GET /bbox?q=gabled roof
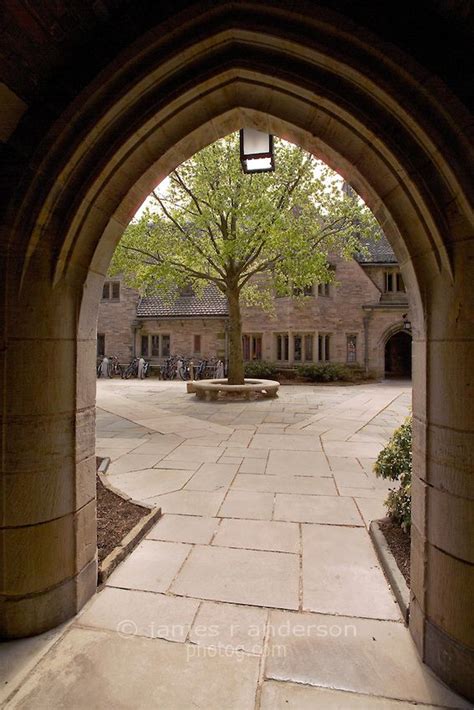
[137,284,228,318]
[356,233,398,264]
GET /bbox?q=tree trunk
[227,288,245,385]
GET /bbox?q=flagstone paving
[2,380,470,709]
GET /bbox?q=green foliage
[111,132,381,381]
[111,133,380,303]
[244,360,278,378]
[374,417,412,532]
[295,362,353,382]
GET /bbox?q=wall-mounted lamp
[240,128,275,174]
[402,313,412,331]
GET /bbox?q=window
[318,334,330,361]
[243,334,262,361]
[97,334,105,358]
[293,334,314,362]
[193,334,201,354]
[385,271,405,293]
[384,272,394,292]
[294,335,302,361]
[318,282,330,297]
[102,280,120,300]
[293,284,314,297]
[144,334,171,357]
[161,334,170,357]
[276,333,289,361]
[151,335,160,357]
[347,334,357,363]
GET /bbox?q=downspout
[363,310,372,376]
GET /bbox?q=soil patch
[379,518,411,587]
[96,464,149,562]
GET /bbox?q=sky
[132,136,345,221]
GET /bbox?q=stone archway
[0,2,472,699]
[384,330,412,378]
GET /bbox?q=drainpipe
[363,311,372,376]
[224,319,229,373]
[131,319,141,358]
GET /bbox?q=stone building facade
[97,236,411,378]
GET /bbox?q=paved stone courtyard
[1,381,469,708]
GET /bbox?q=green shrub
[374,416,412,532]
[295,362,353,382]
[244,360,278,379]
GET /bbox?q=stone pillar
[0,252,97,638]
[410,239,474,701]
[288,330,294,365]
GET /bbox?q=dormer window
[384,271,405,293]
[102,281,120,300]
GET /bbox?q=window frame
[276,333,289,361]
[346,334,357,363]
[101,280,121,301]
[242,333,262,361]
[97,333,105,358]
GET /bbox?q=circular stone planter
[188,378,280,400]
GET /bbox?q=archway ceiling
[3,5,472,343]
[1,1,472,109]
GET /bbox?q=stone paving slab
[105,539,190,593]
[266,449,331,476]
[146,489,227,516]
[251,434,323,451]
[5,628,260,710]
[13,380,466,710]
[265,610,470,708]
[183,462,239,492]
[107,467,194,500]
[232,472,336,495]
[302,524,401,620]
[218,490,275,520]
[356,497,389,528]
[146,514,220,544]
[170,545,300,609]
[77,586,199,641]
[189,601,268,653]
[107,452,164,475]
[274,493,363,526]
[213,518,300,553]
[260,681,442,709]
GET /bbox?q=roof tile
[137,284,228,318]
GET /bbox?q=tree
[111,133,379,384]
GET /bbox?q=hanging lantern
[240,128,275,173]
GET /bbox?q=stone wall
[96,277,140,364]
[97,259,409,376]
[136,318,228,363]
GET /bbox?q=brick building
[97,235,411,378]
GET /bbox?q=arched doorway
[0,3,472,699]
[385,331,412,378]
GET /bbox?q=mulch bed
[379,518,411,587]
[96,463,150,562]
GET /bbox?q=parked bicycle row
[97,355,149,379]
[160,355,225,380]
[97,354,225,380]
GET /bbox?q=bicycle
[177,357,191,380]
[107,355,123,378]
[122,357,150,379]
[122,357,138,379]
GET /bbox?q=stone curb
[370,519,410,624]
[97,458,162,585]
